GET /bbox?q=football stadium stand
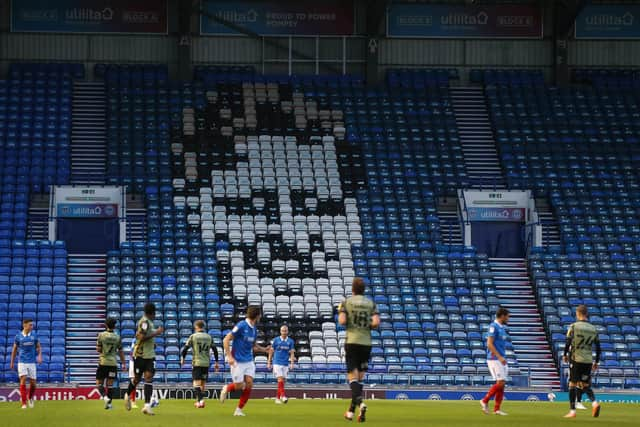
[1,63,639,390]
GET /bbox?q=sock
[349,381,357,412]
[576,388,583,403]
[29,384,36,400]
[349,381,363,412]
[238,387,252,409]
[277,379,285,399]
[144,382,153,404]
[583,387,596,403]
[98,384,106,398]
[131,388,136,402]
[20,383,27,405]
[482,383,499,403]
[126,381,136,397]
[355,382,363,407]
[226,383,236,393]
[194,387,202,402]
[569,387,577,410]
[107,386,113,401]
[494,385,505,411]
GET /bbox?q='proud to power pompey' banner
[387,4,542,39]
[200,0,354,36]
[11,0,168,34]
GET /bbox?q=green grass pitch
[1,399,639,427]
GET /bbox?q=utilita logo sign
[0,387,101,402]
[65,8,114,21]
[441,11,488,26]
[586,11,634,26]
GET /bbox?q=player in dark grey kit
[563,305,601,419]
[338,277,380,422]
[96,317,126,410]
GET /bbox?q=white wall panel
[191,37,262,64]
[569,40,640,67]
[464,40,552,66]
[89,36,177,62]
[379,39,464,66]
[3,33,88,60]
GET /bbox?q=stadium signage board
[11,0,168,34]
[117,387,356,400]
[385,390,551,401]
[57,203,119,218]
[466,207,526,222]
[553,392,640,404]
[387,4,543,39]
[463,190,530,208]
[200,0,355,36]
[0,387,101,402]
[55,185,122,203]
[575,5,640,39]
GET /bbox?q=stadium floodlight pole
[197,0,344,75]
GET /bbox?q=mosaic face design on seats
[173,82,357,366]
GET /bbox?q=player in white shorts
[267,325,296,404]
[481,307,510,416]
[10,319,43,409]
[219,306,271,416]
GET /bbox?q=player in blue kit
[267,325,296,404]
[9,319,42,409]
[480,307,510,416]
[219,306,271,416]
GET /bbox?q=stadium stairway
[27,194,49,240]
[489,258,561,390]
[65,254,107,384]
[436,199,463,245]
[534,199,561,247]
[125,196,147,242]
[450,87,506,189]
[70,81,107,185]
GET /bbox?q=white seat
[321,322,335,331]
[304,303,318,315]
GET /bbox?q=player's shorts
[272,364,289,379]
[133,357,155,376]
[231,361,256,383]
[487,359,509,381]
[128,359,135,379]
[192,366,209,381]
[96,365,118,381]
[345,344,372,372]
[569,361,593,384]
[17,363,37,379]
